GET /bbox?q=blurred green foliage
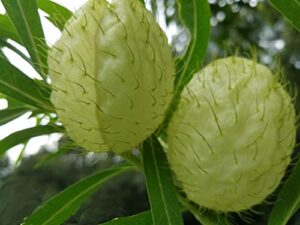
[0,148,149,225]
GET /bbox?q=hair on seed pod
[167,56,297,212]
[48,0,175,154]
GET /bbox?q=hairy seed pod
[48,0,175,153]
[167,57,296,212]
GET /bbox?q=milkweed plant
[0,0,299,225]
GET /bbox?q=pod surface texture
[49,0,175,153]
[167,57,296,212]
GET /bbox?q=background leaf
[5,95,32,109]
[36,0,72,31]
[100,211,152,225]
[0,14,21,43]
[175,0,211,88]
[138,0,145,6]
[268,0,300,31]
[0,38,33,65]
[0,107,28,126]
[22,164,133,225]
[0,56,52,111]
[1,0,48,75]
[268,158,300,225]
[142,136,184,225]
[158,0,211,134]
[0,125,62,157]
[34,142,74,168]
[181,197,231,225]
[193,212,229,225]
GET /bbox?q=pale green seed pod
[49,0,175,153]
[167,57,296,212]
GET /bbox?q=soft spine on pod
[167,57,296,212]
[48,0,175,153]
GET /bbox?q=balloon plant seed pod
[48,0,175,153]
[167,57,296,212]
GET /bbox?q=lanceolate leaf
[268,0,300,31]
[23,164,133,225]
[36,0,72,31]
[150,0,158,17]
[0,107,28,126]
[0,125,62,157]
[1,0,48,76]
[180,198,231,225]
[0,56,52,111]
[175,0,211,88]
[143,137,184,225]
[0,14,21,43]
[158,0,211,134]
[100,211,152,225]
[138,0,145,6]
[268,158,300,225]
[0,38,33,65]
[193,212,230,225]
[6,95,31,109]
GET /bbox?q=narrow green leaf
[150,0,158,17]
[180,197,231,225]
[23,164,133,225]
[2,0,48,75]
[143,136,184,225]
[15,140,28,165]
[0,56,52,111]
[100,211,152,225]
[0,38,33,65]
[138,0,145,6]
[36,0,72,31]
[268,158,300,225]
[268,0,300,31]
[0,49,4,57]
[0,125,62,157]
[6,95,31,109]
[0,14,21,43]
[175,0,211,88]
[0,107,28,126]
[158,0,211,134]
[193,212,229,225]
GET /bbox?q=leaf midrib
[178,0,198,83]
[279,178,300,224]
[38,170,125,225]
[151,144,173,225]
[283,194,300,224]
[16,0,43,72]
[294,0,300,7]
[0,76,48,109]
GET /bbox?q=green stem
[121,145,217,224]
[0,38,33,66]
[156,84,185,136]
[120,152,143,171]
[180,195,230,225]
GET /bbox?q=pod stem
[121,152,143,170]
[156,84,185,136]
